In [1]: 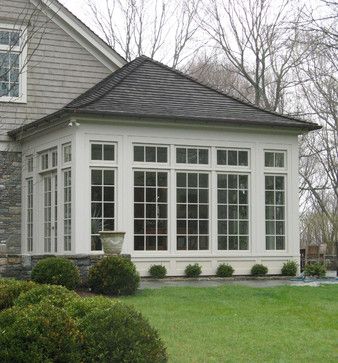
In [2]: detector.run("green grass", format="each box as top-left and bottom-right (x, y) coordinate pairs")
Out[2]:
(120, 285), (338, 363)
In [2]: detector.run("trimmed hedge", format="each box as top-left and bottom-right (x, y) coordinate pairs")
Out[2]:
(0, 279), (36, 311)
(304, 262), (326, 277)
(88, 256), (140, 296)
(31, 257), (81, 290)
(15, 284), (78, 309)
(0, 302), (82, 363)
(67, 298), (168, 363)
(216, 264), (234, 277)
(185, 263), (202, 278)
(149, 265), (167, 279)
(281, 260), (298, 276)
(251, 264), (268, 276)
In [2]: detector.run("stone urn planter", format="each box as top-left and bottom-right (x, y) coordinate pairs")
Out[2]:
(99, 231), (126, 255)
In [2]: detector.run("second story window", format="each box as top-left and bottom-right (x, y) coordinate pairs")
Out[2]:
(0, 26), (26, 102)
(265, 151), (286, 168)
(91, 143), (115, 161)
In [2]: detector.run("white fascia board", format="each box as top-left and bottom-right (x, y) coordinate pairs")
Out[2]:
(29, 0), (126, 71)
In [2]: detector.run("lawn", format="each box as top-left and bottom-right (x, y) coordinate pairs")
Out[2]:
(121, 285), (338, 363)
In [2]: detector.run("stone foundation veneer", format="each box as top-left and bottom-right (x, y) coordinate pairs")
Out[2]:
(0, 254), (131, 285)
(0, 151), (22, 255)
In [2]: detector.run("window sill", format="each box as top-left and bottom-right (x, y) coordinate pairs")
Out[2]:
(0, 96), (27, 104)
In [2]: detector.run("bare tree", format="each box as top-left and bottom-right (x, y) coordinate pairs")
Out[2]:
(87, 0), (201, 67)
(198, 0), (307, 113)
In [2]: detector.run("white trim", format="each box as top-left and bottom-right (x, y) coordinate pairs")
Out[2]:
(29, 0), (125, 71)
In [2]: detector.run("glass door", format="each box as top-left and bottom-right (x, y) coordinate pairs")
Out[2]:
(43, 173), (58, 253)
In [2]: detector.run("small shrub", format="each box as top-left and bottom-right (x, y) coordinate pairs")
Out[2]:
(0, 302), (82, 363)
(0, 279), (36, 311)
(88, 256), (140, 296)
(15, 284), (78, 309)
(67, 298), (168, 362)
(281, 260), (298, 276)
(304, 262), (326, 277)
(216, 264), (234, 277)
(185, 263), (202, 278)
(251, 264), (268, 276)
(149, 265), (167, 279)
(31, 257), (81, 290)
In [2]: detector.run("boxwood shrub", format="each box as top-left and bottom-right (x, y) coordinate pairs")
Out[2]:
(149, 265), (167, 279)
(31, 257), (81, 290)
(15, 284), (78, 309)
(216, 263), (234, 277)
(0, 279), (36, 311)
(185, 263), (202, 278)
(0, 302), (82, 363)
(67, 298), (168, 363)
(304, 262), (326, 277)
(281, 260), (298, 276)
(88, 256), (140, 296)
(251, 264), (268, 276)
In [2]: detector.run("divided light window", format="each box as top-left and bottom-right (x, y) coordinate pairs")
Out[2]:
(134, 145), (167, 163)
(91, 143), (115, 161)
(27, 179), (33, 252)
(176, 147), (208, 164)
(40, 148), (57, 171)
(64, 170), (72, 251)
(0, 28), (20, 98)
(26, 155), (33, 173)
(176, 172), (209, 250)
(91, 169), (115, 251)
(134, 171), (168, 251)
(265, 175), (285, 250)
(217, 174), (249, 250)
(63, 143), (71, 163)
(217, 149), (249, 166)
(265, 150), (285, 168)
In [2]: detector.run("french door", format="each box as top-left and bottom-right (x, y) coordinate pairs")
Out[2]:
(43, 173), (58, 253)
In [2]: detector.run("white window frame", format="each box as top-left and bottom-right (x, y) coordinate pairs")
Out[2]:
(90, 141), (116, 163)
(39, 147), (58, 173)
(216, 148), (250, 168)
(264, 150), (287, 170)
(26, 178), (33, 252)
(133, 144), (169, 164)
(0, 23), (27, 103)
(175, 146), (210, 166)
(63, 169), (72, 251)
(62, 143), (72, 165)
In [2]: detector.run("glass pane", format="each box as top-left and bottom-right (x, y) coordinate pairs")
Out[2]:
(266, 221), (275, 234)
(158, 204), (167, 218)
(265, 191), (274, 205)
(188, 149), (198, 164)
(158, 236), (167, 250)
(0, 31), (10, 45)
(188, 173), (197, 187)
(91, 170), (102, 185)
(177, 204), (186, 218)
(176, 148), (186, 163)
(217, 150), (227, 165)
(229, 205), (238, 219)
(265, 152), (274, 167)
(228, 190), (238, 204)
(134, 146), (144, 161)
(218, 205), (227, 219)
(146, 236), (156, 250)
(134, 203), (144, 218)
(229, 221), (238, 234)
(199, 174), (208, 188)
(91, 186), (102, 201)
(239, 206), (248, 219)
(238, 151), (248, 166)
(239, 236), (248, 250)
(199, 220), (208, 234)
(199, 189), (208, 203)
(199, 236), (209, 250)
(177, 188), (186, 203)
(229, 236), (238, 250)
(91, 144), (102, 160)
(188, 220), (198, 234)
(91, 236), (102, 251)
(104, 187), (114, 201)
(217, 174), (227, 188)
(146, 188), (156, 202)
(239, 190), (248, 204)
(266, 236), (275, 250)
(199, 149), (208, 164)
(276, 236), (285, 250)
(218, 190), (227, 203)
(275, 191), (284, 205)
(146, 172), (156, 186)
(199, 205), (208, 219)
(146, 220), (156, 234)
(275, 153), (284, 167)
(276, 221), (285, 235)
(218, 221), (227, 234)
(134, 188), (144, 202)
(103, 145), (114, 160)
(276, 206), (284, 220)
(158, 172), (167, 186)
(104, 170), (114, 185)
(177, 173), (186, 187)
(158, 188), (167, 202)
(177, 220), (186, 234)
(239, 175), (248, 189)
(104, 219), (114, 230)
(104, 203), (114, 218)
(134, 171), (144, 186)
(157, 147), (167, 162)
(228, 151), (238, 165)
(266, 206), (275, 220)
(188, 236), (198, 250)
(188, 205), (198, 218)
(228, 174), (238, 188)
(91, 203), (102, 218)
(146, 204), (156, 218)
(145, 147), (156, 162)
(239, 221), (248, 234)
(218, 236), (227, 250)
(134, 236), (144, 250)
(265, 176), (274, 190)
(177, 236), (186, 250)
(275, 176), (284, 190)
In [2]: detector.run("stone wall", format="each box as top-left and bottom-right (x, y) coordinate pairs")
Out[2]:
(0, 151), (22, 254)
(0, 254), (131, 285)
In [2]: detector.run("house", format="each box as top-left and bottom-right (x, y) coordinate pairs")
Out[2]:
(1, 0), (320, 277)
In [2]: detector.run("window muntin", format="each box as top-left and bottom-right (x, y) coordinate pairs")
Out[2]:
(43, 174), (58, 253)
(63, 143), (71, 163)
(217, 149), (249, 166)
(91, 143), (115, 161)
(27, 178), (33, 252)
(40, 148), (57, 172)
(64, 170), (71, 251)
(91, 169), (115, 251)
(264, 151), (285, 168)
(217, 174), (249, 250)
(176, 147), (208, 165)
(176, 172), (209, 250)
(134, 171), (168, 251)
(265, 175), (285, 250)
(0, 28), (20, 99)
(134, 145), (168, 163)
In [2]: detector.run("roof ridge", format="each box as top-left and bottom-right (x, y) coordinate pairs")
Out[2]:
(139, 55), (314, 126)
(65, 57), (147, 109)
